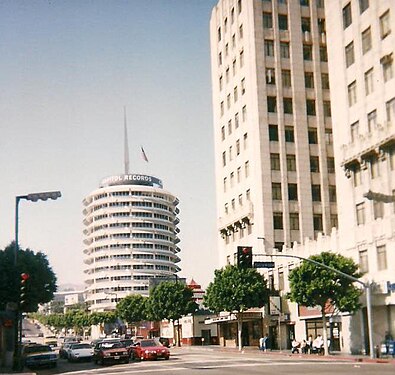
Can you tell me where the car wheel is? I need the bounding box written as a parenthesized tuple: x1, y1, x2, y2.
(165, 356, 170, 360)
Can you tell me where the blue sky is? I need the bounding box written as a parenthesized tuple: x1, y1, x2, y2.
(0, 0, 218, 288)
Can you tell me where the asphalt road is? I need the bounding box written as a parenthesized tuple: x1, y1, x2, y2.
(22, 347, 395, 375)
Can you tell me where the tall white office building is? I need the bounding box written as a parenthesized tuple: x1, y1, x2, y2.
(326, 0, 395, 349)
(210, 0, 335, 265)
(83, 174, 181, 312)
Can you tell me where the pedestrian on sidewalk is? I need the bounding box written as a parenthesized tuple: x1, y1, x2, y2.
(259, 334, 268, 351)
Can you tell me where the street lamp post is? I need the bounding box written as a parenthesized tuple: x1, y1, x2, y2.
(255, 241, 374, 358)
(13, 190, 61, 370)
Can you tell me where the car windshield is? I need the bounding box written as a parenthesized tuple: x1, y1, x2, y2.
(71, 343, 91, 349)
(101, 342, 123, 349)
(24, 345, 52, 354)
(140, 340, 158, 347)
(121, 339, 133, 346)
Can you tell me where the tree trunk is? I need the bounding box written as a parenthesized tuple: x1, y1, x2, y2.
(322, 308, 329, 356)
(237, 313, 242, 351)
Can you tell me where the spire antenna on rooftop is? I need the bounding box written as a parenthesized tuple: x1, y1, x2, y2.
(124, 106, 130, 174)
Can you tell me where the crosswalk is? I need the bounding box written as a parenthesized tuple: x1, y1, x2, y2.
(60, 352, 377, 375)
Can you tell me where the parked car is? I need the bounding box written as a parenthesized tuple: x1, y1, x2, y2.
(93, 340, 129, 365)
(67, 342, 94, 362)
(59, 342, 76, 359)
(22, 344, 58, 368)
(120, 338, 135, 357)
(44, 335, 58, 347)
(130, 339, 170, 361)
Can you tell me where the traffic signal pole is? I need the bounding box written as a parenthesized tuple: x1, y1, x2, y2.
(256, 249, 374, 359)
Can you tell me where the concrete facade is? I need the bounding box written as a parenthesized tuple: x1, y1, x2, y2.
(82, 173, 181, 312)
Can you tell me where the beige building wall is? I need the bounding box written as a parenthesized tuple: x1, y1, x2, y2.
(210, 0, 335, 268)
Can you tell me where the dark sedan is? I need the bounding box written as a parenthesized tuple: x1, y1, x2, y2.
(93, 341, 129, 365)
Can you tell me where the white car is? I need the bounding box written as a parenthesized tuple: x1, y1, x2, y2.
(67, 343, 94, 362)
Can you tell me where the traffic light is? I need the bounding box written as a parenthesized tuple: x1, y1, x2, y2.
(237, 246, 253, 269)
(20, 273, 30, 311)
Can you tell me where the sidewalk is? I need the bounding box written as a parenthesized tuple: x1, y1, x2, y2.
(174, 345, 395, 364)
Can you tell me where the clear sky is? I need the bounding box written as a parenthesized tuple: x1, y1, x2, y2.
(0, 0, 219, 289)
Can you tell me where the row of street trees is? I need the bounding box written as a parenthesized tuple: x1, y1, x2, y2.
(203, 252, 363, 354)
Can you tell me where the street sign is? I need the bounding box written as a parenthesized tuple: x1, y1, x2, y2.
(254, 261, 275, 268)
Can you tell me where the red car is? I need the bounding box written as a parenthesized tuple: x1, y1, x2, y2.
(130, 339, 170, 361)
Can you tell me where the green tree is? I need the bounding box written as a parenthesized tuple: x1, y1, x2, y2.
(0, 242, 57, 312)
(287, 252, 362, 355)
(146, 281, 198, 346)
(116, 294, 147, 325)
(204, 265, 269, 351)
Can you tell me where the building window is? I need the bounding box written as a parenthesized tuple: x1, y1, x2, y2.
(327, 157, 335, 173)
(238, 0, 242, 13)
(345, 41, 355, 67)
(220, 101, 224, 117)
(288, 184, 298, 201)
(228, 119, 232, 135)
(231, 7, 234, 23)
(242, 105, 247, 121)
(305, 72, 314, 88)
(278, 270, 285, 291)
(325, 129, 333, 145)
(232, 59, 237, 76)
(234, 86, 238, 102)
(350, 121, 359, 142)
(269, 125, 279, 141)
(310, 156, 319, 172)
(238, 194, 243, 206)
(263, 12, 273, 28)
(320, 47, 328, 62)
(218, 52, 222, 66)
(240, 50, 244, 67)
(308, 129, 318, 144)
(227, 94, 231, 109)
(370, 156, 380, 179)
(278, 14, 288, 30)
(377, 245, 387, 271)
(265, 40, 275, 56)
(359, 0, 369, 13)
(222, 151, 226, 166)
(329, 186, 337, 203)
(246, 189, 250, 201)
(223, 177, 227, 192)
(243, 133, 248, 149)
(312, 184, 321, 201)
(313, 214, 323, 231)
(219, 75, 223, 91)
(241, 78, 245, 94)
(273, 212, 283, 229)
(331, 214, 338, 229)
(231, 198, 236, 210)
(245, 161, 250, 177)
(230, 171, 235, 187)
(356, 202, 365, 225)
(306, 100, 316, 116)
(386, 97, 395, 122)
(290, 213, 299, 230)
(267, 96, 277, 112)
(367, 110, 377, 131)
(235, 113, 239, 128)
(287, 154, 296, 171)
(359, 249, 369, 273)
(318, 18, 326, 33)
(285, 126, 294, 142)
(343, 3, 352, 29)
(353, 165, 362, 186)
(280, 42, 290, 58)
(226, 67, 229, 83)
(301, 17, 311, 33)
(323, 101, 331, 117)
(221, 126, 225, 141)
(382, 56, 393, 82)
(322, 73, 330, 89)
(364, 68, 374, 95)
(282, 70, 291, 87)
(237, 167, 241, 182)
(271, 153, 281, 170)
(348, 81, 357, 106)
(232, 34, 236, 48)
(272, 183, 282, 200)
(374, 201, 384, 220)
(380, 10, 391, 39)
(300, 0, 309, 6)
(303, 44, 313, 60)
(283, 98, 293, 114)
(266, 68, 276, 84)
(239, 24, 243, 39)
(236, 139, 240, 155)
(362, 27, 372, 54)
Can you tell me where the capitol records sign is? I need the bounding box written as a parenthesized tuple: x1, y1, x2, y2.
(100, 174, 163, 188)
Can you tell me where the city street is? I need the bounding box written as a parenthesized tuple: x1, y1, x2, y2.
(23, 347, 395, 375)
